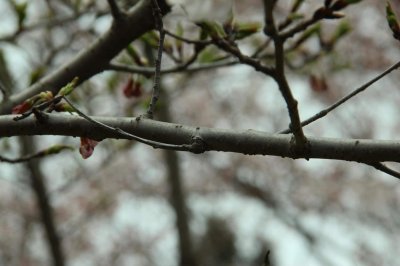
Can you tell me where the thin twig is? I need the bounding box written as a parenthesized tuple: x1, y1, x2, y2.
(164, 29, 212, 45)
(146, 0, 165, 118)
(13, 95, 64, 121)
(263, 0, 306, 145)
(368, 162, 400, 180)
(213, 39, 275, 76)
(263, 0, 277, 37)
(280, 16, 320, 40)
(0, 145, 73, 163)
(264, 250, 272, 266)
(251, 39, 272, 58)
(108, 53, 238, 76)
(252, 0, 309, 59)
(0, 10, 101, 42)
(62, 97, 204, 152)
(279, 60, 400, 133)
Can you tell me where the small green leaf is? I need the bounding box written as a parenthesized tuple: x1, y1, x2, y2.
(196, 20, 227, 39)
(58, 77, 79, 96)
(29, 66, 46, 85)
(175, 22, 184, 59)
(12, 1, 28, 28)
(54, 102, 76, 113)
(332, 20, 351, 41)
(299, 23, 321, 41)
(126, 45, 146, 66)
(140, 31, 160, 48)
(386, 1, 400, 41)
(198, 47, 222, 63)
(39, 91, 53, 101)
(287, 13, 305, 21)
(292, 0, 305, 12)
(73, 0, 82, 10)
(44, 145, 74, 155)
(234, 22, 261, 40)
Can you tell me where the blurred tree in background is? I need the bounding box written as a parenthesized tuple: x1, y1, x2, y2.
(1, 0, 400, 265)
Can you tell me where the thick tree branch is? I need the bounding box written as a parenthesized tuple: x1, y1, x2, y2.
(0, 0, 171, 115)
(61, 97, 204, 153)
(21, 137, 65, 266)
(2, 114, 400, 163)
(107, 0, 124, 20)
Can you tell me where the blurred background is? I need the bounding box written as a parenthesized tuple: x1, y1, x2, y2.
(1, 0, 400, 265)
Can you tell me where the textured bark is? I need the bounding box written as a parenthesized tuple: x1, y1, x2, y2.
(2, 114, 400, 163)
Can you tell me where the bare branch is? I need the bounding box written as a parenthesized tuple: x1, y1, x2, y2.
(0, 144, 73, 163)
(62, 97, 205, 153)
(164, 29, 212, 45)
(280, 16, 320, 40)
(0, 0, 171, 115)
(3, 114, 400, 164)
(107, 59, 238, 75)
(107, 0, 124, 20)
(213, 39, 275, 76)
(279, 60, 400, 133)
(263, 0, 306, 145)
(146, 0, 166, 118)
(367, 162, 400, 180)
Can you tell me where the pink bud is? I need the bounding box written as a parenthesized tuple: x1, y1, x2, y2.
(79, 137, 99, 159)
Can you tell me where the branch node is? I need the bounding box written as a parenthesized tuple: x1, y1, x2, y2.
(32, 108, 49, 123)
(289, 135, 310, 160)
(187, 136, 206, 154)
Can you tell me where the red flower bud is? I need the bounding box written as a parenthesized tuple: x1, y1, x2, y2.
(309, 75, 329, 92)
(123, 77, 142, 98)
(79, 137, 99, 159)
(12, 101, 33, 114)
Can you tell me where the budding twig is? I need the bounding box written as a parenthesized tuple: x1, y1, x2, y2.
(146, 0, 165, 118)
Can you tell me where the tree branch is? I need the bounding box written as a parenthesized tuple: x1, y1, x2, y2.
(367, 162, 400, 180)
(61, 97, 204, 153)
(107, 0, 124, 20)
(0, 0, 171, 115)
(213, 39, 275, 76)
(21, 137, 65, 266)
(0, 145, 73, 163)
(146, 0, 166, 118)
(279, 60, 400, 133)
(2, 114, 400, 163)
(107, 59, 238, 75)
(263, 0, 306, 146)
